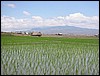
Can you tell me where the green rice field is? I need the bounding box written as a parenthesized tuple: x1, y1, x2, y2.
(1, 34, 99, 75)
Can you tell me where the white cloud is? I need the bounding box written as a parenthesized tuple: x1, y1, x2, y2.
(1, 16, 33, 32)
(32, 16, 43, 21)
(64, 13, 99, 29)
(7, 4, 15, 8)
(23, 11, 30, 16)
(1, 13, 99, 32)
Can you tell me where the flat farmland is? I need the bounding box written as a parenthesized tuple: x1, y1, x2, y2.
(1, 34, 99, 75)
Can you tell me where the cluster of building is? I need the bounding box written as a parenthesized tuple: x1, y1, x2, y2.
(94, 34, 99, 37)
(15, 31, 42, 37)
(15, 31, 30, 35)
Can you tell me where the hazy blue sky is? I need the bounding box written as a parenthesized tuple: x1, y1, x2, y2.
(1, 1, 99, 32)
(1, 1, 99, 18)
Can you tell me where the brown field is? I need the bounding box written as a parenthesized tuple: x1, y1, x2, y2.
(1, 32, 98, 39)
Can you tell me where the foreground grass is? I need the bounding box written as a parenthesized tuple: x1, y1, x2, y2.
(1, 35, 99, 75)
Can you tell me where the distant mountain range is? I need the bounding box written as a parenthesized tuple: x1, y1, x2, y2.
(29, 26, 99, 35)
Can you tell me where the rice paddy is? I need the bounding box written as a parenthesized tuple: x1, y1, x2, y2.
(1, 34, 99, 75)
